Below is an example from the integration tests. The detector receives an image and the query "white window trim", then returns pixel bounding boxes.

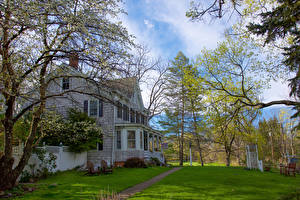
[86,99,103,117]
[127,130,136,150]
[61,77,70,91]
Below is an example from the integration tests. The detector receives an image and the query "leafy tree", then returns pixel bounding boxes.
[183,63,206,166]
[0,0,133,190]
[186,0,300,122]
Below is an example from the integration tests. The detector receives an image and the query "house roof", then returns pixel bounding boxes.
[106,77,138,98]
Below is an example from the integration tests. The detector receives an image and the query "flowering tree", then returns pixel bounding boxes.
[0,0,133,190]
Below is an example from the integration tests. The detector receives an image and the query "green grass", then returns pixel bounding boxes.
[168,161,226,167]
[14,167,170,200]
[130,166,300,200]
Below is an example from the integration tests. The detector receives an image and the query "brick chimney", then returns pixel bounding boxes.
[69,53,79,70]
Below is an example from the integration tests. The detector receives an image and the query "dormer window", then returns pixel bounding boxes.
[62,77,70,90]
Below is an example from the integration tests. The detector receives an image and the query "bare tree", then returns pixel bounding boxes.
[123,45,168,120]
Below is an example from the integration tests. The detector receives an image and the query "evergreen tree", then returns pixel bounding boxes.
[164,51,191,166]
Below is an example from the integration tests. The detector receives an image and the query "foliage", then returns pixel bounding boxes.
[150,157,161,166]
[162,51,192,166]
[0,0,133,190]
[94,189,120,200]
[19,170,32,183]
[130,167,300,200]
[42,109,102,153]
[124,157,147,168]
[247,0,300,98]
[186,0,300,127]
[255,111,300,164]
[33,148,57,178]
[17,167,169,199]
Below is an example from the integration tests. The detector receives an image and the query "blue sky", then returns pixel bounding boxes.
[121,0,291,105]
[122,0,228,59]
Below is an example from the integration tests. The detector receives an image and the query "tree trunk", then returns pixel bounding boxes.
[191,107,204,167]
[226,150,231,167]
[179,86,185,166]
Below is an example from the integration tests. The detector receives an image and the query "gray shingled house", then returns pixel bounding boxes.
[46,55,164,167]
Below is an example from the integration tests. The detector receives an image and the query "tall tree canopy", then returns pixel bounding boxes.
[187,0,299,120]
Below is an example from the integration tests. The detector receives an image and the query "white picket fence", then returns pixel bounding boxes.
[13,144,87,174]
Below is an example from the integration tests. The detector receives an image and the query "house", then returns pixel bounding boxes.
[45,55,164,167]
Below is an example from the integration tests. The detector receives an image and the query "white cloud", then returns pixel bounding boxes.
[143,0,226,56]
[121,0,291,104]
[262,80,291,103]
[144,19,154,29]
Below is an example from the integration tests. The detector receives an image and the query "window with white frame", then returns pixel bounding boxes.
[123,105,129,121]
[149,134,153,152]
[127,130,136,149]
[144,131,148,151]
[116,130,121,150]
[154,135,158,151]
[117,102,122,118]
[62,77,70,90]
[83,100,103,117]
[89,100,98,116]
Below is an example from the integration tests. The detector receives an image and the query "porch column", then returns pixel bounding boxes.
[152,134,154,152]
[121,129,127,150]
[160,137,163,153]
[136,129,140,150]
[147,132,149,151]
[156,135,159,152]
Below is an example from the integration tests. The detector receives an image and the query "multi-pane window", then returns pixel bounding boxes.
[141,115,145,124]
[62,77,69,90]
[149,134,153,152]
[89,100,98,116]
[127,131,136,149]
[123,105,129,121]
[158,137,161,151]
[84,100,103,117]
[144,131,148,151]
[130,109,135,123]
[116,130,121,150]
[136,112,140,123]
[154,135,158,151]
[117,102,122,118]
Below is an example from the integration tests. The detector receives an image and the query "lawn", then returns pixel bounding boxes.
[14,167,170,200]
[168,161,226,167]
[130,166,300,200]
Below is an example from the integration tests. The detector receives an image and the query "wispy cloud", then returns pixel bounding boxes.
[144,19,154,29]
[122,0,290,104]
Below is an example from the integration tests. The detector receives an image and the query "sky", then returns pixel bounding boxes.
[121,0,291,106]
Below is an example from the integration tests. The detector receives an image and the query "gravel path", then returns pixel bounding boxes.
[118,167,182,200]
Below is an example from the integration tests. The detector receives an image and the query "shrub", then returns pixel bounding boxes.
[124,157,146,168]
[41,109,102,153]
[150,157,161,166]
[19,170,32,183]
